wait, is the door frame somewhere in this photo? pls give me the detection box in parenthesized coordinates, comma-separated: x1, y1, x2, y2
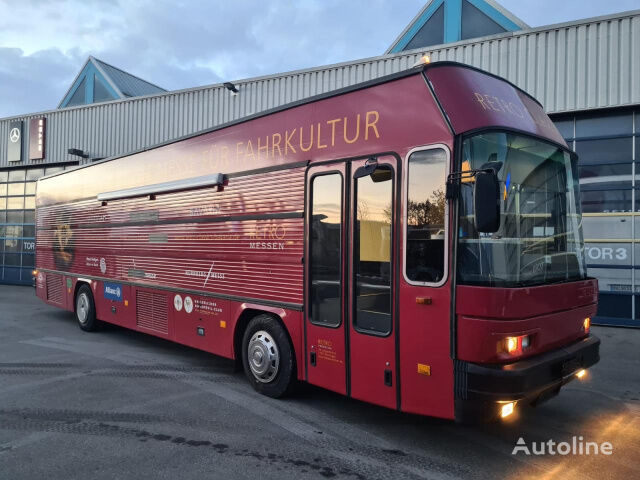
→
(303, 151, 402, 404)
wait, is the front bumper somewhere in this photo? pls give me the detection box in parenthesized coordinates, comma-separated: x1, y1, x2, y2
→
(454, 335, 600, 421)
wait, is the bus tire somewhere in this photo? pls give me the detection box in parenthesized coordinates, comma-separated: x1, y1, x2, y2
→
(75, 284, 99, 332)
(242, 314, 295, 398)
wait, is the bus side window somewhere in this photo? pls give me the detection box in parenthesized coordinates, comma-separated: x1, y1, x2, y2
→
(354, 165, 393, 335)
(310, 173, 343, 326)
(405, 149, 447, 284)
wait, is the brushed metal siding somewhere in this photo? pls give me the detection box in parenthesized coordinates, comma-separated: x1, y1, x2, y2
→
(1, 11, 639, 169)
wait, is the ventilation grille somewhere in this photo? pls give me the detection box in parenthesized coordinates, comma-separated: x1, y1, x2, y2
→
(46, 274, 63, 304)
(136, 291, 168, 334)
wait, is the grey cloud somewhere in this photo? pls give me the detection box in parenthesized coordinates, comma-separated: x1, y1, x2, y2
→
(0, 0, 423, 117)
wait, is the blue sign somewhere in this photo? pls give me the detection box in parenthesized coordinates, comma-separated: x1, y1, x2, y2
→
(103, 282, 123, 302)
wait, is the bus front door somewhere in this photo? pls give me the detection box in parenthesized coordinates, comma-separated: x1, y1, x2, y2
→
(305, 155, 398, 409)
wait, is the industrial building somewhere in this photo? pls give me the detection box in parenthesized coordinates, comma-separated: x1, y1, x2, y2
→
(1, 0, 639, 326)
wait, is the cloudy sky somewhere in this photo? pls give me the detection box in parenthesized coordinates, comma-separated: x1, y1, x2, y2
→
(0, 0, 637, 118)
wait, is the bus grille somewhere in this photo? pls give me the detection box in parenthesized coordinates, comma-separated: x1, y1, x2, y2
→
(136, 291, 168, 334)
(46, 274, 63, 305)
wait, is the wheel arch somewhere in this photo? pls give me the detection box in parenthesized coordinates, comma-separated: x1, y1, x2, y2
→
(231, 304, 303, 379)
(72, 279, 93, 311)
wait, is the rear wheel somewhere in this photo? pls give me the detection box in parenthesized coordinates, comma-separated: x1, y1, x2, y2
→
(75, 284, 99, 332)
(242, 314, 295, 398)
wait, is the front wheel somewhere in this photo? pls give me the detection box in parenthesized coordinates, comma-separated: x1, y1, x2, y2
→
(242, 314, 296, 398)
(75, 284, 99, 332)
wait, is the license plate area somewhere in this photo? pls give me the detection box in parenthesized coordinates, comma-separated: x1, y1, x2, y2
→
(560, 357, 582, 376)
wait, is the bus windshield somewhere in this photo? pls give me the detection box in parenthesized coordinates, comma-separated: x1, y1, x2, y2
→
(457, 132, 587, 287)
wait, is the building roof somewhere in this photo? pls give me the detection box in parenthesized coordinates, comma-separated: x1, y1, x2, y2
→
(91, 57, 166, 98)
(386, 0, 529, 53)
(57, 56, 166, 109)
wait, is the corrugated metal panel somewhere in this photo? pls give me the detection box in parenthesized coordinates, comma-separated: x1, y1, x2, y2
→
(136, 290, 169, 334)
(45, 273, 63, 305)
(36, 167, 305, 305)
(1, 11, 639, 169)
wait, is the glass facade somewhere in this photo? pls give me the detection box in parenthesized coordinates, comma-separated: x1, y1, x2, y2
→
(0, 164, 76, 285)
(552, 108, 639, 327)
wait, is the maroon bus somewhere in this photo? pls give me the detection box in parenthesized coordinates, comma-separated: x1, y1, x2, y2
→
(34, 61, 599, 422)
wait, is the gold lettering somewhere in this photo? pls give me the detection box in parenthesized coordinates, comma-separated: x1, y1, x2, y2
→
(299, 124, 314, 152)
(272, 133, 282, 158)
(498, 98, 512, 115)
(236, 142, 244, 161)
(484, 95, 501, 112)
(326, 118, 341, 146)
(245, 139, 256, 162)
(316, 122, 327, 149)
(343, 114, 360, 144)
(220, 145, 229, 166)
(365, 111, 380, 140)
(285, 129, 297, 155)
(474, 92, 489, 110)
(258, 136, 269, 160)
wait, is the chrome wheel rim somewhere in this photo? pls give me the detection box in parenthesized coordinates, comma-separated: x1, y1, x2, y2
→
(76, 293, 89, 325)
(247, 330, 279, 383)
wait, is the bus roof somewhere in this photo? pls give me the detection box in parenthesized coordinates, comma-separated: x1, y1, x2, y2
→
(39, 62, 548, 184)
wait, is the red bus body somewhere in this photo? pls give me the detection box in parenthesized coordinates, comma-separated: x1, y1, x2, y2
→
(35, 62, 599, 421)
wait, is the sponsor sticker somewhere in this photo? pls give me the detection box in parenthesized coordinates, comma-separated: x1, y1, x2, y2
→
(184, 296, 194, 314)
(100, 258, 107, 274)
(174, 294, 183, 312)
(103, 282, 123, 302)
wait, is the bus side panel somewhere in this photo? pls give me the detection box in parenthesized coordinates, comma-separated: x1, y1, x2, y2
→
(35, 167, 305, 307)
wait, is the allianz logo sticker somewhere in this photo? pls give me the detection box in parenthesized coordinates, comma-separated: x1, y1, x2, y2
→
(103, 282, 123, 302)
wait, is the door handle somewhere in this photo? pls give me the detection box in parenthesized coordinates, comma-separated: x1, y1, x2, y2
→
(310, 351, 317, 367)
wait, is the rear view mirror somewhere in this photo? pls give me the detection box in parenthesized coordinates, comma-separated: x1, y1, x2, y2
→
(474, 170, 500, 233)
(354, 161, 378, 179)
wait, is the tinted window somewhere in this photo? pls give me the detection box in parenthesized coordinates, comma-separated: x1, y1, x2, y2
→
(581, 189, 632, 213)
(579, 163, 631, 179)
(25, 168, 44, 181)
(310, 173, 342, 326)
(461, 0, 506, 40)
(575, 137, 632, 164)
(405, 4, 444, 50)
(8, 170, 25, 182)
(406, 149, 447, 283)
(575, 113, 632, 138)
(94, 77, 115, 103)
(354, 165, 393, 335)
(66, 78, 86, 107)
(553, 118, 574, 139)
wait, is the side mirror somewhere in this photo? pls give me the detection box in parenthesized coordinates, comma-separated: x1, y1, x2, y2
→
(354, 161, 378, 179)
(474, 170, 500, 233)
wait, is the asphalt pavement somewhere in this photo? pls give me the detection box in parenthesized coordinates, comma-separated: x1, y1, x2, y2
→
(1, 285, 639, 480)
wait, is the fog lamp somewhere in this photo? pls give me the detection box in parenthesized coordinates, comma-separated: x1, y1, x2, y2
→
(576, 369, 587, 379)
(500, 402, 515, 418)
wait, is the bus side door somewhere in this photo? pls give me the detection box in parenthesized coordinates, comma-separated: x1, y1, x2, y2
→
(348, 155, 398, 409)
(305, 162, 348, 395)
(305, 155, 400, 410)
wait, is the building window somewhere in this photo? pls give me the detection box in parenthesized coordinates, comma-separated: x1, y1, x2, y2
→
(553, 108, 639, 325)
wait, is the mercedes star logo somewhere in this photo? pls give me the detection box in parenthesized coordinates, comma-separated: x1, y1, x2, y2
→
(9, 128, 20, 143)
